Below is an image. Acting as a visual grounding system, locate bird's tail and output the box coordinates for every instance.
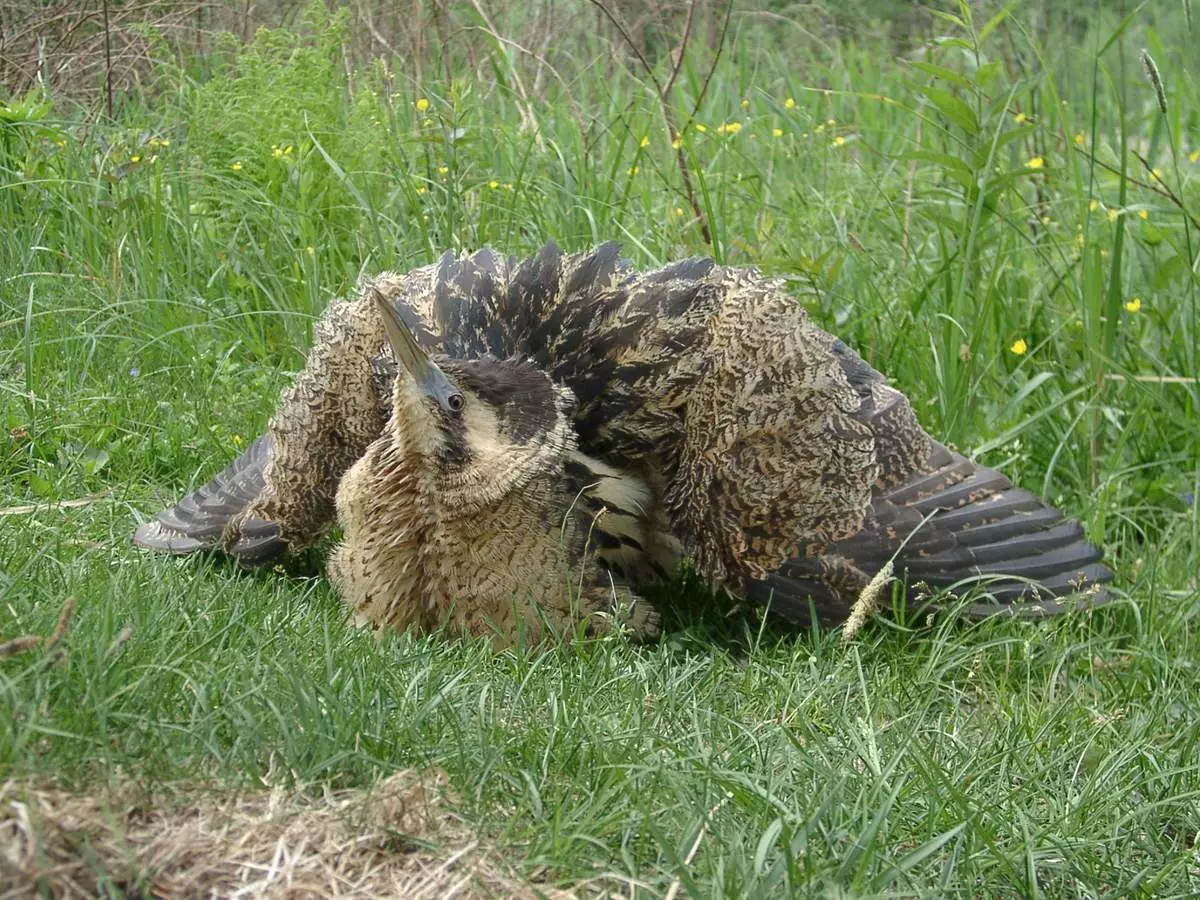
[132,434,285,565]
[746,443,1113,624]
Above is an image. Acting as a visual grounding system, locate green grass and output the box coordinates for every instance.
[2,1,1199,894]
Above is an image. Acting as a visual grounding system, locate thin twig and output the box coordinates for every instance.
[0,493,112,517]
[1104,373,1200,384]
[1074,146,1200,232]
[663,791,733,900]
[585,0,725,250]
[1131,149,1200,232]
[661,0,696,101]
[101,0,113,118]
[902,118,921,254]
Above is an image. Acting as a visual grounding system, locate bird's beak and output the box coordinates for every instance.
[371,289,462,411]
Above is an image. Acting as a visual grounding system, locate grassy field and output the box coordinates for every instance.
[2,0,1198,895]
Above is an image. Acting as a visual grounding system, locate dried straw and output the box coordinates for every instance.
[1,769,569,899]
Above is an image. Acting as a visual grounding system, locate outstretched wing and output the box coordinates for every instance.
[132,435,283,565]
[746,440,1112,623]
[743,339,1111,623]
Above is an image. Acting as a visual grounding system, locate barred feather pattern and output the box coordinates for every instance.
[135,241,1112,624]
[327,361,662,644]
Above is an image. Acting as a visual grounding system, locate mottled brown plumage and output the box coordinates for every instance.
[327,292,665,644]
[134,242,1112,632]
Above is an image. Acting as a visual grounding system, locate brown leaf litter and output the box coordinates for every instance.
[0,768,571,899]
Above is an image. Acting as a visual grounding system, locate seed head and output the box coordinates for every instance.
[1140,49,1167,115]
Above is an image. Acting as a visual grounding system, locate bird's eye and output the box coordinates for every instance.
[447,393,464,412]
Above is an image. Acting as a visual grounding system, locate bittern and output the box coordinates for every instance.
[328,289,668,643]
[134,242,1111,636]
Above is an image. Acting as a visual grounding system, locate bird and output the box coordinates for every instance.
[327,288,668,644]
[133,241,1112,632]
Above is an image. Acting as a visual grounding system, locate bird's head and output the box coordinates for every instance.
[372,289,577,510]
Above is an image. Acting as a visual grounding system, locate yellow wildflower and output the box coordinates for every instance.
[628,165,639,176]
[1074,133,1085,146]
[740,99,750,109]
[415,98,430,112]
[504,183,514,191]
[130,154,141,163]
[772,128,783,138]
[1089,199,1099,212]
[306,245,315,255]
[784,97,796,109]
[1138,209,1148,221]
[437,165,449,177]
[1075,233,1086,249]
[230,161,242,171]
[695,124,707,133]
[1151,167,1163,179]
[1106,208,1119,223]
[488,180,499,189]
[416,186,427,195]
[834,135,846,146]
[674,207,684,216]
[1190,150,1199,163]
[815,123,825,134]
[639,135,650,148]
[272,145,284,158]
[826,118,835,126]
[671,137,682,150]
[1014,112,1027,124]
[1010,338,1028,355]
[1040,215,1050,225]
[1026,156,1044,170]
[1125,297,1142,313]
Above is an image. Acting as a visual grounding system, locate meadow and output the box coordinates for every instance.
[1,0,1198,895]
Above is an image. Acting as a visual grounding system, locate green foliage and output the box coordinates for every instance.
[1,1,1198,894]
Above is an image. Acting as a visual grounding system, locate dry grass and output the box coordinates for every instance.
[1,769,563,899]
